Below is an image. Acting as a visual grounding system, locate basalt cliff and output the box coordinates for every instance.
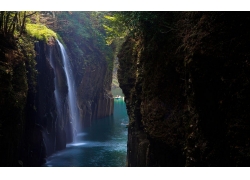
[118,12,250,166]
[0,12,113,166]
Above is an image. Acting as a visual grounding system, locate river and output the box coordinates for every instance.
[43,89,128,167]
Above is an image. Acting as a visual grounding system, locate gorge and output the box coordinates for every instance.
[1,11,250,168]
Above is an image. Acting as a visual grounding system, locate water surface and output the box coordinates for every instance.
[44,98,128,167]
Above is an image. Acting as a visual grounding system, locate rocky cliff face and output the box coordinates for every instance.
[0,33,113,166]
[76,63,114,127]
[32,39,70,155]
[59,34,114,128]
[118,12,250,166]
[26,36,113,165]
[0,37,71,166]
[0,35,31,166]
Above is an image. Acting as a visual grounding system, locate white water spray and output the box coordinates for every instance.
[56,40,80,142]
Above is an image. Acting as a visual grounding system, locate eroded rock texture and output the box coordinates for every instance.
[118,12,250,166]
[60,35,114,128]
[0,33,113,166]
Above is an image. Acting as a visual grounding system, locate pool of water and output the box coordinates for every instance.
[43,98,128,167]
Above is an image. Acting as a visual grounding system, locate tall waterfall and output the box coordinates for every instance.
[56,39,80,142]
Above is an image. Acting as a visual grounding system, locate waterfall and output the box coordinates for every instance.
[56,39,80,142]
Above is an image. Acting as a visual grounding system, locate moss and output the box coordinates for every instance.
[26,23,57,42]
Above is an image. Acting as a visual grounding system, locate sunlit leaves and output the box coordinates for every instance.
[103,14,128,45]
[0,11,38,38]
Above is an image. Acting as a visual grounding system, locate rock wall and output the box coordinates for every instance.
[76,60,114,127]
[0,33,113,166]
[61,37,114,128]
[32,39,71,156]
[0,35,30,166]
[118,12,250,166]
[9,38,72,166]
[47,12,114,128]
[28,36,114,164]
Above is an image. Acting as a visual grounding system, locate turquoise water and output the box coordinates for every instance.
[43,97,128,167]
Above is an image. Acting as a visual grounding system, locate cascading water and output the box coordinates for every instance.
[56,39,80,142]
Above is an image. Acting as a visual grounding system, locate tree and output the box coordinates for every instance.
[0,11,36,38]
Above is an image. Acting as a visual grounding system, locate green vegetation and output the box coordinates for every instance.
[53,11,114,71]
[0,11,120,166]
[0,11,37,38]
[103,14,128,45]
[26,23,57,42]
[103,12,177,42]
[0,11,58,43]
